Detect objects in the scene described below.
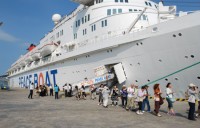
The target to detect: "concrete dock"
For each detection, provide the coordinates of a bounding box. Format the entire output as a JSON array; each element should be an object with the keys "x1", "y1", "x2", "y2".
[{"x1": 0, "y1": 88, "x2": 199, "y2": 128}]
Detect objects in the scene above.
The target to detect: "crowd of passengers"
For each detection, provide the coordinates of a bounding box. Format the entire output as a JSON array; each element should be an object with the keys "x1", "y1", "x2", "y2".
[{"x1": 27, "y1": 82, "x2": 200, "y2": 121}]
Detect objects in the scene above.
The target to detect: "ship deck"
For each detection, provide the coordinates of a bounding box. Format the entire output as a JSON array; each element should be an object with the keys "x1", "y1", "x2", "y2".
[{"x1": 0, "y1": 88, "x2": 199, "y2": 128}]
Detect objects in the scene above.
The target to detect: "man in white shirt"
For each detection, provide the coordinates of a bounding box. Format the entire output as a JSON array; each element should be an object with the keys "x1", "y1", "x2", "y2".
[
  {"x1": 126, "y1": 84, "x2": 136, "y2": 110},
  {"x1": 28, "y1": 83, "x2": 34, "y2": 99}
]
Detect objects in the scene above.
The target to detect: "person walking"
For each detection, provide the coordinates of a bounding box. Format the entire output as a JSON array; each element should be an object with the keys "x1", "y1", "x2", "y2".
[
  {"x1": 142, "y1": 85, "x2": 151, "y2": 112},
  {"x1": 64, "y1": 84, "x2": 69, "y2": 97},
  {"x1": 69, "y1": 84, "x2": 72, "y2": 97},
  {"x1": 90, "y1": 84, "x2": 96, "y2": 100},
  {"x1": 165, "y1": 83, "x2": 175, "y2": 115},
  {"x1": 188, "y1": 83, "x2": 198, "y2": 121},
  {"x1": 49, "y1": 84, "x2": 53, "y2": 96},
  {"x1": 126, "y1": 84, "x2": 136, "y2": 111},
  {"x1": 111, "y1": 86, "x2": 119, "y2": 106},
  {"x1": 102, "y1": 85, "x2": 110, "y2": 108},
  {"x1": 120, "y1": 85, "x2": 128, "y2": 108},
  {"x1": 153, "y1": 84, "x2": 163, "y2": 117},
  {"x1": 28, "y1": 83, "x2": 34, "y2": 99},
  {"x1": 80, "y1": 85, "x2": 86, "y2": 100},
  {"x1": 75, "y1": 85, "x2": 80, "y2": 100},
  {"x1": 98, "y1": 84, "x2": 104, "y2": 105},
  {"x1": 136, "y1": 86, "x2": 145, "y2": 115},
  {"x1": 54, "y1": 84, "x2": 60, "y2": 99}
]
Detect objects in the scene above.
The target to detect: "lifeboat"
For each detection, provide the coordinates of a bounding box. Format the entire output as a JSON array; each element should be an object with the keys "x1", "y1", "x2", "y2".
[
  {"x1": 25, "y1": 55, "x2": 33, "y2": 63},
  {"x1": 39, "y1": 42, "x2": 59, "y2": 57},
  {"x1": 31, "y1": 51, "x2": 40, "y2": 61},
  {"x1": 19, "y1": 60, "x2": 26, "y2": 66}
]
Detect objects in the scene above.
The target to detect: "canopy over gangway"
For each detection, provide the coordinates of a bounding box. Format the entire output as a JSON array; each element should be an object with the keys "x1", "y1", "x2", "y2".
[{"x1": 71, "y1": 0, "x2": 94, "y2": 6}]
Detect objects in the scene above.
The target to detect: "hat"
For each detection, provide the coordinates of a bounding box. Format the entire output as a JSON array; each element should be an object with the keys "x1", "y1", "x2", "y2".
[{"x1": 189, "y1": 83, "x2": 196, "y2": 87}]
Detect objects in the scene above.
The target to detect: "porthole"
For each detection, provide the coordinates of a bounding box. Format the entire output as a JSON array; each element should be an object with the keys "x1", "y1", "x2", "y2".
[
  {"x1": 147, "y1": 79, "x2": 150, "y2": 82},
  {"x1": 136, "y1": 43, "x2": 139, "y2": 46},
  {"x1": 173, "y1": 34, "x2": 176, "y2": 37},
  {"x1": 175, "y1": 78, "x2": 178, "y2": 80},
  {"x1": 185, "y1": 56, "x2": 188, "y2": 59},
  {"x1": 130, "y1": 64, "x2": 132, "y2": 66},
  {"x1": 178, "y1": 33, "x2": 182, "y2": 36},
  {"x1": 137, "y1": 62, "x2": 140, "y2": 65},
  {"x1": 165, "y1": 79, "x2": 168, "y2": 81},
  {"x1": 110, "y1": 49, "x2": 112, "y2": 52},
  {"x1": 197, "y1": 77, "x2": 200, "y2": 79},
  {"x1": 158, "y1": 59, "x2": 162, "y2": 62},
  {"x1": 107, "y1": 50, "x2": 109, "y2": 53},
  {"x1": 140, "y1": 42, "x2": 143, "y2": 45},
  {"x1": 135, "y1": 80, "x2": 138, "y2": 82},
  {"x1": 191, "y1": 55, "x2": 194, "y2": 58}
]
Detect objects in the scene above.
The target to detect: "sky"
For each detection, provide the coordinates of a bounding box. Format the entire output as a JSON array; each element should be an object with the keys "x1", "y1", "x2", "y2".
[{"x1": 0, "y1": 0, "x2": 199, "y2": 75}]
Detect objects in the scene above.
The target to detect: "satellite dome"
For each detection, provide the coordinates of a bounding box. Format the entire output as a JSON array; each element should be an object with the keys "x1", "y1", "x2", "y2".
[{"x1": 52, "y1": 14, "x2": 61, "y2": 24}]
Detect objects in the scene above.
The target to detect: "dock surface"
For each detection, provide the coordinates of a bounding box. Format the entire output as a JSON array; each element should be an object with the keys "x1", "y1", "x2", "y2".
[{"x1": 0, "y1": 88, "x2": 199, "y2": 128}]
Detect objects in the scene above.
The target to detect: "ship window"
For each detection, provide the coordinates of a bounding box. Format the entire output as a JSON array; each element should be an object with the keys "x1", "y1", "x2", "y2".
[
  {"x1": 107, "y1": 9, "x2": 111, "y2": 16},
  {"x1": 113, "y1": 9, "x2": 117, "y2": 14},
  {"x1": 82, "y1": 17, "x2": 84, "y2": 24},
  {"x1": 105, "y1": 20, "x2": 107, "y2": 26},
  {"x1": 125, "y1": 0, "x2": 128, "y2": 3},
  {"x1": 85, "y1": 16, "x2": 87, "y2": 23},
  {"x1": 120, "y1": 0, "x2": 123, "y2": 2},
  {"x1": 115, "y1": 0, "x2": 118, "y2": 2},
  {"x1": 101, "y1": 20, "x2": 107, "y2": 27},
  {"x1": 94, "y1": 24, "x2": 96, "y2": 31},
  {"x1": 145, "y1": 1, "x2": 148, "y2": 6},
  {"x1": 91, "y1": 25, "x2": 96, "y2": 32},
  {"x1": 118, "y1": 9, "x2": 122, "y2": 13},
  {"x1": 134, "y1": 9, "x2": 137, "y2": 11},
  {"x1": 143, "y1": 15, "x2": 147, "y2": 20},
  {"x1": 129, "y1": 9, "x2": 133, "y2": 12},
  {"x1": 101, "y1": 21, "x2": 104, "y2": 27},
  {"x1": 78, "y1": 20, "x2": 80, "y2": 26},
  {"x1": 74, "y1": 33, "x2": 77, "y2": 39},
  {"x1": 149, "y1": 2, "x2": 152, "y2": 7},
  {"x1": 191, "y1": 55, "x2": 194, "y2": 58},
  {"x1": 197, "y1": 77, "x2": 200, "y2": 79},
  {"x1": 76, "y1": 21, "x2": 78, "y2": 27},
  {"x1": 88, "y1": 14, "x2": 90, "y2": 21}
]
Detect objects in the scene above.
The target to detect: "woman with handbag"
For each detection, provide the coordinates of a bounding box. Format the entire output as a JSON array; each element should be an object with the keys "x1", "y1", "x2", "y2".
[
  {"x1": 165, "y1": 83, "x2": 175, "y2": 116},
  {"x1": 153, "y1": 84, "x2": 162, "y2": 117}
]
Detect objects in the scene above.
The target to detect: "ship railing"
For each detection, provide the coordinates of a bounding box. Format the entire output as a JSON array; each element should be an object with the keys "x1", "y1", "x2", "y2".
[
  {"x1": 74, "y1": 27, "x2": 142, "y2": 50},
  {"x1": 178, "y1": 10, "x2": 200, "y2": 17}
]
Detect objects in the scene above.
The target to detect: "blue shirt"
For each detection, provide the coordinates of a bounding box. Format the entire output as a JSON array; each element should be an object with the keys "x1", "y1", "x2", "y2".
[{"x1": 54, "y1": 86, "x2": 59, "y2": 92}]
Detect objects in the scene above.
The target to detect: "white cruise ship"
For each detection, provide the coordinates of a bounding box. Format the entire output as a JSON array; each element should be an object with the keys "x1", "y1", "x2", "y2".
[{"x1": 7, "y1": 0, "x2": 200, "y2": 98}]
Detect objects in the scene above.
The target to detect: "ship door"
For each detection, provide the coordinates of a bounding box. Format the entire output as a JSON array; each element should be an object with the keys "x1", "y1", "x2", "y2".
[{"x1": 113, "y1": 63, "x2": 127, "y2": 84}]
